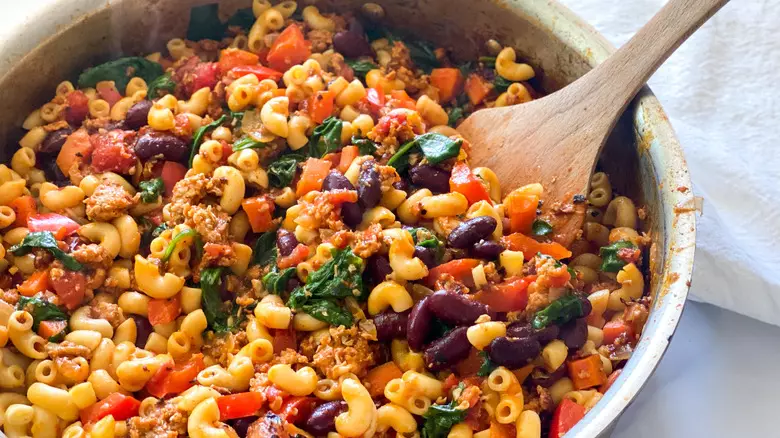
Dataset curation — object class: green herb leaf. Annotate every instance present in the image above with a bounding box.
[268,154,306,188]
[78,57,163,91]
[161,229,202,263]
[457,62,473,80]
[308,117,343,158]
[346,59,378,80]
[146,73,176,99]
[138,178,164,203]
[447,106,465,127]
[301,299,354,327]
[567,266,578,281]
[493,75,513,93]
[531,219,553,237]
[387,139,419,171]
[531,294,585,330]
[187,3,227,41]
[232,136,267,151]
[352,137,378,156]
[416,133,462,164]
[200,267,243,333]
[599,240,638,273]
[16,296,68,333]
[421,399,467,438]
[477,351,498,377]
[262,267,297,294]
[479,56,497,67]
[409,228,444,262]
[405,39,440,73]
[189,114,228,167]
[10,232,83,271]
[252,231,278,267]
[141,220,168,249]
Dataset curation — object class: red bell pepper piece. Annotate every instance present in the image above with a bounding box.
[144,354,205,398]
[147,294,181,326]
[364,87,386,113]
[549,399,586,438]
[218,48,260,74]
[277,396,317,425]
[161,161,187,197]
[80,393,141,424]
[27,213,80,240]
[229,65,283,82]
[266,24,310,71]
[475,275,537,312]
[424,258,480,288]
[242,195,276,233]
[449,162,492,206]
[217,392,266,420]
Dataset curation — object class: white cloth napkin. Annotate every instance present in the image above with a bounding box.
[558,0,780,325]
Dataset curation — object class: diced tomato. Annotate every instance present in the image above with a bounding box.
[241,195,275,233]
[599,369,622,393]
[38,319,67,339]
[568,354,607,390]
[450,163,492,206]
[28,213,80,240]
[65,90,90,125]
[80,393,141,424]
[549,399,586,438]
[296,158,332,197]
[337,146,359,174]
[267,24,311,71]
[278,397,317,425]
[49,269,87,310]
[465,73,492,105]
[504,191,538,234]
[18,270,50,297]
[277,244,310,269]
[10,196,38,228]
[161,161,187,197]
[90,130,137,174]
[218,48,260,74]
[602,319,634,345]
[272,326,297,353]
[57,129,93,176]
[229,65,284,82]
[204,243,232,260]
[364,87,386,113]
[475,275,537,312]
[307,90,335,124]
[96,81,123,107]
[326,189,358,206]
[501,233,572,260]
[388,90,417,110]
[430,68,464,102]
[217,392,266,420]
[425,258,481,287]
[145,354,205,398]
[147,294,181,326]
[190,62,220,96]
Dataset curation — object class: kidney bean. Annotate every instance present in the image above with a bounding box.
[306,401,348,436]
[134,131,189,161]
[131,315,153,348]
[228,417,259,437]
[424,326,471,371]
[125,100,153,130]
[357,163,381,208]
[413,246,437,268]
[366,254,392,286]
[373,310,409,341]
[333,31,372,58]
[276,229,299,257]
[340,202,363,229]
[559,318,588,350]
[447,217,498,249]
[286,277,302,292]
[407,296,433,351]
[506,322,560,345]
[533,325,561,345]
[580,295,593,316]
[392,179,409,193]
[428,290,497,325]
[471,239,504,259]
[322,170,355,191]
[527,363,567,388]
[487,336,541,368]
[409,165,450,194]
[39,127,73,154]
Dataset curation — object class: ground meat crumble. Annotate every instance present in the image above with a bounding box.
[85,180,138,221]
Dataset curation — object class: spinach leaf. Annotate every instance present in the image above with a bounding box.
[493,75,513,93]
[531,294,585,330]
[409,227,444,261]
[447,106,465,127]
[268,154,306,188]
[567,266,578,281]
[352,137,378,156]
[200,267,242,333]
[421,399,467,438]
[599,240,638,273]
[428,318,452,340]
[187,3,226,41]
[252,231,278,267]
[531,219,553,237]
[161,229,202,263]
[301,299,355,327]
[10,232,83,271]
[16,296,68,332]
[141,221,168,249]
[139,178,164,203]
[405,39,440,73]
[189,114,228,167]
[346,59,378,80]
[78,57,163,91]
[309,117,343,158]
[477,351,498,377]
[479,56,497,67]
[146,73,176,99]
[387,138,419,171]
[232,136,267,151]
[457,62,473,80]
[262,267,297,294]
[416,133,462,164]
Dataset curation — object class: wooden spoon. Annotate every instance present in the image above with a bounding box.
[458,0,728,246]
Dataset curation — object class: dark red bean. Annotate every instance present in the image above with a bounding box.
[125,100,153,130]
[340,202,363,229]
[131,315,153,348]
[276,229,299,257]
[534,325,561,345]
[39,128,73,154]
[134,131,189,161]
[305,401,348,436]
[286,277,302,292]
[322,170,355,191]
[506,322,559,344]
[357,162,381,208]
[228,417,258,437]
[559,318,588,350]
[487,336,541,368]
[407,296,433,351]
[333,31,372,58]
[580,295,593,316]
[393,179,409,192]
[471,239,504,259]
[413,246,437,268]
[366,254,392,286]
[409,165,450,193]
[424,326,470,371]
[373,311,409,341]
[428,290,497,325]
[447,217,498,249]
[528,363,567,388]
